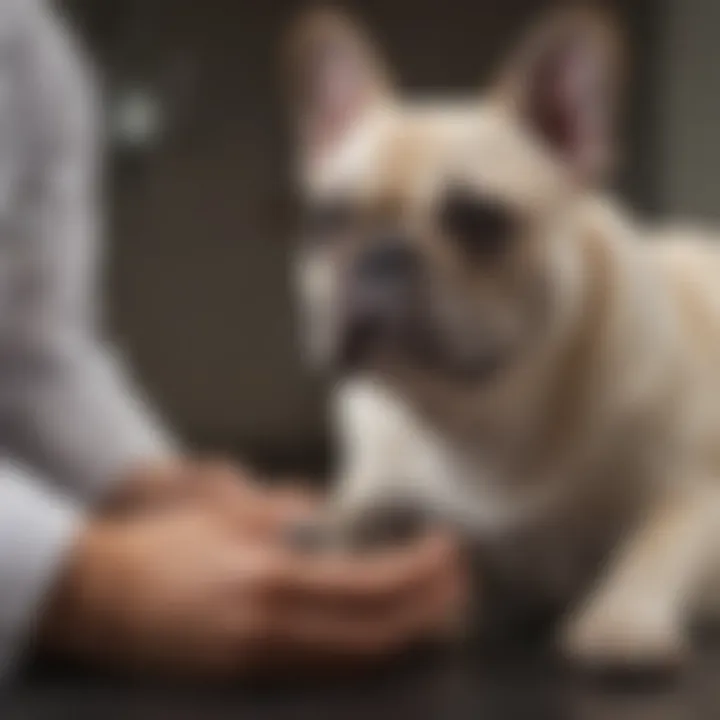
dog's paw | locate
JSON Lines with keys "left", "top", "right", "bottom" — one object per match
{"left": 559, "top": 599, "right": 688, "bottom": 677}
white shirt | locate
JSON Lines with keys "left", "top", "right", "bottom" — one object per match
{"left": 0, "top": 0, "right": 175, "bottom": 676}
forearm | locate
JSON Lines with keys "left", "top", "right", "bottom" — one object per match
{"left": 0, "top": 0, "right": 180, "bottom": 505}
{"left": 4, "top": 339, "right": 180, "bottom": 505}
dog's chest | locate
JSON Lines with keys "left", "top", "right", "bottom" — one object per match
{"left": 337, "top": 378, "right": 637, "bottom": 611}
{"left": 406, "top": 419, "right": 637, "bottom": 616}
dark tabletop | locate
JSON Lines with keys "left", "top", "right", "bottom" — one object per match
{"left": 2, "top": 638, "right": 720, "bottom": 720}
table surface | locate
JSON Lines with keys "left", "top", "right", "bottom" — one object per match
{"left": 2, "top": 640, "right": 720, "bottom": 720}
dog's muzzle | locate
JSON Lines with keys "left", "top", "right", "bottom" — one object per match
{"left": 340, "top": 240, "right": 420, "bottom": 367}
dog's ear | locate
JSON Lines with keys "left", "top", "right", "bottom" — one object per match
{"left": 495, "top": 7, "right": 625, "bottom": 183}
{"left": 284, "top": 9, "right": 392, "bottom": 162}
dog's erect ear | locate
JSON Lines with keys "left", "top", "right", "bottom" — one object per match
{"left": 495, "top": 8, "right": 624, "bottom": 182}
{"left": 284, "top": 9, "right": 391, "bottom": 161}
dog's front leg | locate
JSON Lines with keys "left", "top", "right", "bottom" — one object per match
{"left": 288, "top": 379, "right": 447, "bottom": 551}
{"left": 560, "top": 481, "right": 718, "bottom": 673}
{"left": 327, "top": 378, "right": 453, "bottom": 550}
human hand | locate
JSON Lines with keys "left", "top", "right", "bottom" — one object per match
{"left": 108, "top": 457, "right": 315, "bottom": 529}
{"left": 39, "top": 506, "right": 465, "bottom": 678}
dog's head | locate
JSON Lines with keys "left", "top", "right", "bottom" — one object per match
{"left": 285, "top": 8, "right": 623, "bottom": 382}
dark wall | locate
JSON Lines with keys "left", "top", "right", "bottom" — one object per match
{"left": 61, "top": 0, "right": 659, "bottom": 463}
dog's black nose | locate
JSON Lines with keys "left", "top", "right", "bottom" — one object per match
{"left": 355, "top": 241, "right": 417, "bottom": 285}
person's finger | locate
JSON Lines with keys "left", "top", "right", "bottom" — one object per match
{"left": 270, "top": 485, "right": 322, "bottom": 512}
{"left": 199, "top": 458, "right": 263, "bottom": 493}
{"left": 182, "top": 463, "right": 319, "bottom": 535}
{"left": 273, "top": 532, "right": 461, "bottom": 607}
{"left": 179, "top": 460, "right": 276, "bottom": 532}
{"left": 206, "top": 483, "right": 323, "bottom": 540}
{"left": 255, "top": 487, "right": 324, "bottom": 535}
{"left": 267, "top": 559, "right": 465, "bottom": 658}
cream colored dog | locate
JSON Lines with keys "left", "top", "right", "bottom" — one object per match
{"left": 285, "top": 7, "right": 720, "bottom": 672}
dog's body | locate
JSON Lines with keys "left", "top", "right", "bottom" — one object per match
{"left": 332, "top": 200, "right": 720, "bottom": 658}
{"left": 286, "top": 9, "right": 720, "bottom": 670}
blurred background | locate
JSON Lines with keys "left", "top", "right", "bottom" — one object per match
{"left": 55, "top": 0, "right": 714, "bottom": 473}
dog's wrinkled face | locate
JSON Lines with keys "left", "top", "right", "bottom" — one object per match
{"left": 287, "top": 9, "right": 621, "bottom": 382}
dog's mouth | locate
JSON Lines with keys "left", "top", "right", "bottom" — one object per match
{"left": 337, "top": 310, "right": 512, "bottom": 384}
{"left": 336, "top": 280, "right": 417, "bottom": 369}
{"left": 337, "top": 311, "right": 406, "bottom": 370}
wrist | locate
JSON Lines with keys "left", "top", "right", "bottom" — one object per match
{"left": 37, "top": 517, "right": 120, "bottom": 659}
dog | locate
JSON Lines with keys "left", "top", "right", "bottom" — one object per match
{"left": 283, "top": 6, "right": 720, "bottom": 673}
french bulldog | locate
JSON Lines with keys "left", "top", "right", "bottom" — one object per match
{"left": 284, "top": 7, "right": 720, "bottom": 673}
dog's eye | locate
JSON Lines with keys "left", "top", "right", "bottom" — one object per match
{"left": 304, "top": 199, "right": 356, "bottom": 240}
{"left": 440, "top": 190, "right": 515, "bottom": 257}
